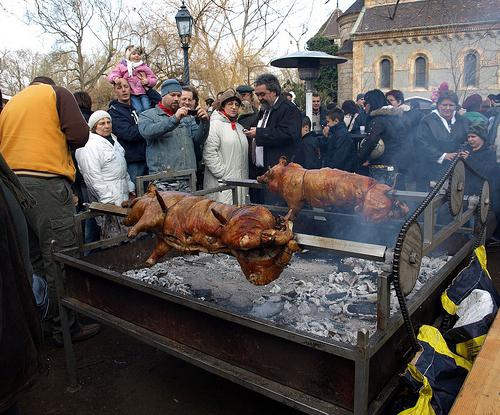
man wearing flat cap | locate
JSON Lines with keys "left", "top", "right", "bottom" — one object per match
{"left": 138, "top": 79, "right": 209, "bottom": 184}
{"left": 236, "top": 84, "right": 259, "bottom": 130}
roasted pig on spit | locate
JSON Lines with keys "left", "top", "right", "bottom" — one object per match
{"left": 123, "top": 185, "right": 299, "bottom": 285}
{"left": 257, "top": 157, "right": 409, "bottom": 222}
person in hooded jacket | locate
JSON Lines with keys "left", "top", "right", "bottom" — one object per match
{"left": 322, "top": 109, "right": 356, "bottom": 172}
{"left": 415, "top": 91, "right": 469, "bottom": 190}
{"left": 300, "top": 116, "right": 322, "bottom": 169}
{"left": 357, "top": 89, "right": 404, "bottom": 185}
{"left": 386, "top": 89, "right": 423, "bottom": 190}
{"left": 203, "top": 89, "right": 248, "bottom": 205}
{"left": 459, "top": 123, "right": 497, "bottom": 197}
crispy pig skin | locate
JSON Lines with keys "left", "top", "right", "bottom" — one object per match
{"left": 123, "top": 186, "right": 299, "bottom": 285}
{"left": 257, "top": 157, "right": 409, "bottom": 223}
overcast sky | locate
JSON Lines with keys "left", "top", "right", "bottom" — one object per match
{"left": 0, "top": 0, "right": 354, "bottom": 54}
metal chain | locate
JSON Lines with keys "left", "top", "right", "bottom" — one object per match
{"left": 391, "top": 155, "right": 487, "bottom": 353}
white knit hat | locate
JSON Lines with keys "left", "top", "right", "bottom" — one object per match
{"left": 88, "top": 110, "right": 111, "bottom": 131}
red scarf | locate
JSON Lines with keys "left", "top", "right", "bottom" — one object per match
{"left": 220, "top": 110, "right": 238, "bottom": 130}
{"left": 158, "top": 102, "right": 175, "bottom": 116}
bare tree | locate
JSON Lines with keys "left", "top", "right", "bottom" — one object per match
{"left": 432, "top": 3, "right": 500, "bottom": 100}
{"left": 143, "top": 0, "right": 300, "bottom": 97}
{"left": 24, "top": 0, "right": 130, "bottom": 91}
{"left": 0, "top": 49, "right": 43, "bottom": 95}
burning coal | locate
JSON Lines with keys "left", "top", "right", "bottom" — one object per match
{"left": 122, "top": 252, "right": 450, "bottom": 345}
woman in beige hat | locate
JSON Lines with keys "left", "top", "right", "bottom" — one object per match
{"left": 202, "top": 89, "right": 249, "bottom": 204}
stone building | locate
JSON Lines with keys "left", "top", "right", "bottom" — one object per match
{"left": 320, "top": 0, "right": 500, "bottom": 104}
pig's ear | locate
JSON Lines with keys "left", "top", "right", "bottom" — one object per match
{"left": 146, "top": 183, "right": 158, "bottom": 195}
{"left": 211, "top": 207, "right": 228, "bottom": 226}
{"left": 122, "top": 198, "right": 138, "bottom": 208}
{"left": 154, "top": 190, "right": 168, "bottom": 213}
{"left": 279, "top": 156, "right": 288, "bottom": 165}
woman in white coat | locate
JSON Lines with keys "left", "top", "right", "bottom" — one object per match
{"left": 76, "top": 110, "right": 135, "bottom": 206}
{"left": 76, "top": 110, "right": 135, "bottom": 237}
{"left": 203, "top": 89, "right": 249, "bottom": 205}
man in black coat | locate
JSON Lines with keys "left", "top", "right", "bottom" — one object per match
{"left": 243, "top": 73, "right": 302, "bottom": 168}
{"left": 108, "top": 79, "right": 162, "bottom": 186}
{"left": 243, "top": 73, "right": 302, "bottom": 204}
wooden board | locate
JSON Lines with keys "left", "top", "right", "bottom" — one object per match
{"left": 450, "top": 312, "right": 500, "bottom": 415}
{"left": 89, "top": 202, "right": 128, "bottom": 217}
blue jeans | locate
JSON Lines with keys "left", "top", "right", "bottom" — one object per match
{"left": 131, "top": 94, "right": 151, "bottom": 113}
{"left": 127, "top": 161, "right": 148, "bottom": 189}
{"left": 85, "top": 217, "right": 100, "bottom": 244}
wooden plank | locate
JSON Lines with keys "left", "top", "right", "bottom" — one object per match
{"left": 294, "top": 233, "right": 386, "bottom": 261}
{"left": 450, "top": 312, "right": 500, "bottom": 415}
{"left": 89, "top": 202, "right": 128, "bottom": 217}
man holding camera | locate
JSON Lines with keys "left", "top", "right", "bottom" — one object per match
{"left": 138, "top": 79, "right": 209, "bottom": 178}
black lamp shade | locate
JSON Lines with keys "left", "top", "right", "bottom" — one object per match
{"left": 175, "top": 3, "right": 193, "bottom": 47}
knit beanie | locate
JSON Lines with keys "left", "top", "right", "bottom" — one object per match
{"left": 160, "top": 79, "right": 182, "bottom": 97}
{"left": 468, "top": 123, "right": 488, "bottom": 141}
{"left": 88, "top": 110, "right": 111, "bottom": 131}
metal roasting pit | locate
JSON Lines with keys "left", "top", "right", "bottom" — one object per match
{"left": 54, "top": 164, "right": 485, "bottom": 415}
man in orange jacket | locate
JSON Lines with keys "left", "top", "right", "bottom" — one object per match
{"left": 0, "top": 76, "right": 100, "bottom": 345}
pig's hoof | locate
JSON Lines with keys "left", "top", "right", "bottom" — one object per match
{"left": 145, "top": 257, "right": 156, "bottom": 267}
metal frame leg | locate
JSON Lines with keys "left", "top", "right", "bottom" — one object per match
{"left": 52, "top": 243, "right": 80, "bottom": 392}
{"left": 58, "top": 298, "right": 80, "bottom": 392}
{"left": 354, "top": 330, "right": 370, "bottom": 415}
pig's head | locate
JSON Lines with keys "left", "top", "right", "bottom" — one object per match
{"left": 122, "top": 185, "right": 165, "bottom": 237}
{"left": 356, "top": 184, "right": 409, "bottom": 223}
{"left": 257, "top": 156, "right": 292, "bottom": 193}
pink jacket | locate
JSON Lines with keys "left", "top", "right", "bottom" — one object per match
{"left": 107, "top": 61, "right": 157, "bottom": 96}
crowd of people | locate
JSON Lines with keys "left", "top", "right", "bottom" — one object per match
{"left": 2, "top": 42, "right": 500, "bottom": 413}
{"left": 1, "top": 46, "right": 500, "bottom": 348}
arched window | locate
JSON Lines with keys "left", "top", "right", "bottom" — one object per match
{"left": 380, "top": 58, "right": 392, "bottom": 89}
{"left": 464, "top": 52, "right": 478, "bottom": 87}
{"left": 415, "top": 56, "right": 427, "bottom": 88}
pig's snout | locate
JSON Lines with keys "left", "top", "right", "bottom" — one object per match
{"left": 256, "top": 174, "right": 267, "bottom": 184}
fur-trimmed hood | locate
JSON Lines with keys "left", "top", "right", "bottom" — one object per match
{"left": 369, "top": 105, "right": 403, "bottom": 117}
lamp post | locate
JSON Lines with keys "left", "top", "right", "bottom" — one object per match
{"left": 270, "top": 51, "right": 347, "bottom": 120}
{"left": 175, "top": 1, "right": 193, "bottom": 85}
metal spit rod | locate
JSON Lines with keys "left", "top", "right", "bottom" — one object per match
{"left": 88, "top": 203, "right": 387, "bottom": 261}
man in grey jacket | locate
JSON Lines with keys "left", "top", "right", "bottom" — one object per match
{"left": 138, "top": 79, "right": 209, "bottom": 181}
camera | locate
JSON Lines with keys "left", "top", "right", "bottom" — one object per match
{"left": 187, "top": 109, "right": 198, "bottom": 116}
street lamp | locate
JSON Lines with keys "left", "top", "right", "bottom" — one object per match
{"left": 270, "top": 51, "right": 347, "bottom": 119}
{"left": 175, "top": 1, "right": 193, "bottom": 85}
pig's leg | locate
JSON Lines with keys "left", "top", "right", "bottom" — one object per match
{"left": 127, "top": 207, "right": 163, "bottom": 238}
{"left": 145, "top": 238, "right": 171, "bottom": 266}
{"left": 128, "top": 216, "right": 151, "bottom": 238}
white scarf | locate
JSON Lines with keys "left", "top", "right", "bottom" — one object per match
{"left": 432, "top": 109, "right": 456, "bottom": 133}
{"left": 126, "top": 60, "right": 143, "bottom": 77}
